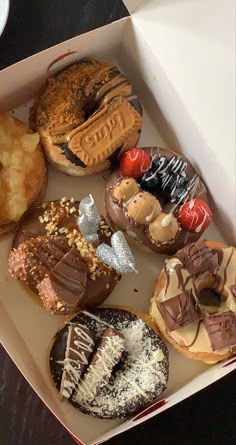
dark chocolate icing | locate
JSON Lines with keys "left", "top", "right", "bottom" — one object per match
{"left": 105, "top": 147, "right": 208, "bottom": 255}
{"left": 57, "top": 143, "right": 87, "bottom": 167}
{"left": 49, "top": 308, "right": 169, "bottom": 419}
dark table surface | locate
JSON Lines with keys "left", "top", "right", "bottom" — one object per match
{"left": 0, "top": 1, "right": 235, "bottom": 444}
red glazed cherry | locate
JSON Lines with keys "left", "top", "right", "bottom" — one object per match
{"left": 178, "top": 199, "right": 213, "bottom": 233}
{"left": 120, "top": 148, "right": 151, "bottom": 179}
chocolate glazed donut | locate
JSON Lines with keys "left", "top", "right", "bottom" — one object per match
{"left": 30, "top": 59, "right": 143, "bottom": 176}
{"left": 105, "top": 147, "right": 209, "bottom": 255}
{"left": 9, "top": 200, "right": 120, "bottom": 315}
{"left": 49, "top": 306, "right": 169, "bottom": 419}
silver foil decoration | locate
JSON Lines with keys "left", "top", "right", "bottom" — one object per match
{"left": 96, "top": 231, "right": 137, "bottom": 274}
{"left": 77, "top": 195, "right": 100, "bottom": 243}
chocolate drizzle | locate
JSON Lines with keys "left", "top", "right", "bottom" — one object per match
{"left": 158, "top": 290, "right": 204, "bottom": 331}
{"left": 185, "top": 320, "right": 203, "bottom": 348}
{"left": 155, "top": 243, "right": 236, "bottom": 356}
{"left": 204, "top": 311, "right": 236, "bottom": 351}
{"left": 230, "top": 284, "right": 236, "bottom": 302}
{"left": 177, "top": 240, "right": 218, "bottom": 276}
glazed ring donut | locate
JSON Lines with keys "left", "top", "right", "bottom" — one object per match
{"left": 49, "top": 306, "right": 169, "bottom": 419}
{"left": 105, "top": 147, "right": 211, "bottom": 255}
{"left": 30, "top": 59, "right": 143, "bottom": 176}
{"left": 0, "top": 114, "right": 47, "bottom": 236}
{"left": 150, "top": 239, "right": 236, "bottom": 362}
{"left": 8, "top": 199, "right": 120, "bottom": 315}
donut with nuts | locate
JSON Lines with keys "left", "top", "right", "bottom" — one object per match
{"left": 8, "top": 197, "right": 125, "bottom": 315}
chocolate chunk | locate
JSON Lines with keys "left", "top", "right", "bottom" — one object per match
{"left": 74, "top": 326, "right": 125, "bottom": 404}
{"left": 8, "top": 235, "right": 70, "bottom": 291}
{"left": 60, "top": 323, "right": 94, "bottom": 399}
{"left": 158, "top": 290, "right": 204, "bottom": 331}
{"left": 176, "top": 240, "right": 218, "bottom": 276}
{"left": 37, "top": 248, "right": 88, "bottom": 314}
{"left": 230, "top": 284, "right": 236, "bottom": 302}
{"left": 204, "top": 311, "right": 236, "bottom": 350}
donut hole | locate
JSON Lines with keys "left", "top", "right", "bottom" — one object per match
{"left": 82, "top": 95, "right": 100, "bottom": 119}
{"left": 199, "top": 288, "right": 221, "bottom": 311}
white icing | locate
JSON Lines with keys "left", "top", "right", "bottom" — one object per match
{"left": 145, "top": 206, "right": 157, "bottom": 222}
{"left": 161, "top": 214, "right": 172, "bottom": 227}
{"left": 59, "top": 324, "right": 94, "bottom": 399}
{"left": 75, "top": 333, "right": 125, "bottom": 404}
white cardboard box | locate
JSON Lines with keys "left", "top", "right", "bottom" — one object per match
{"left": 0, "top": 1, "right": 235, "bottom": 444}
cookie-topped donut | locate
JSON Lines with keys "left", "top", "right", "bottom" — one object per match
{"left": 150, "top": 239, "right": 236, "bottom": 362}
{"left": 30, "top": 59, "right": 143, "bottom": 176}
{"left": 105, "top": 147, "right": 212, "bottom": 255}
{"left": 8, "top": 198, "right": 121, "bottom": 315}
{"left": 49, "top": 306, "right": 169, "bottom": 419}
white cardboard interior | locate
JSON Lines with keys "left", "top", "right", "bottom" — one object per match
{"left": 123, "top": 0, "right": 152, "bottom": 14}
{"left": 130, "top": 0, "right": 236, "bottom": 244}
{"left": 0, "top": 5, "right": 235, "bottom": 445}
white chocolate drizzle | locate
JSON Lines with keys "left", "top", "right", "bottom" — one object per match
{"left": 161, "top": 214, "right": 172, "bottom": 227}
{"left": 60, "top": 323, "right": 94, "bottom": 399}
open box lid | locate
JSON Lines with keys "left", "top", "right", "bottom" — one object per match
{"left": 124, "top": 0, "right": 236, "bottom": 228}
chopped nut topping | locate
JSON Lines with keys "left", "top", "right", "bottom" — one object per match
{"left": 38, "top": 199, "right": 112, "bottom": 279}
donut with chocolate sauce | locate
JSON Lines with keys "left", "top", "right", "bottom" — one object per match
{"left": 105, "top": 147, "right": 210, "bottom": 255}
{"left": 150, "top": 239, "right": 236, "bottom": 362}
{"left": 30, "top": 59, "right": 143, "bottom": 176}
{"left": 8, "top": 199, "right": 120, "bottom": 315}
{"left": 49, "top": 305, "right": 169, "bottom": 419}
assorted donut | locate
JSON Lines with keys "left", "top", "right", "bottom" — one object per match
{"left": 150, "top": 240, "right": 236, "bottom": 362}
{"left": 8, "top": 198, "right": 121, "bottom": 315}
{"left": 105, "top": 147, "right": 212, "bottom": 255}
{"left": 1, "top": 56, "right": 235, "bottom": 420}
{"left": 30, "top": 59, "right": 143, "bottom": 176}
{"left": 49, "top": 306, "right": 169, "bottom": 419}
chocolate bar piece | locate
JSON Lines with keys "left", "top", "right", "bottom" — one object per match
{"left": 176, "top": 240, "right": 218, "bottom": 276}
{"left": 60, "top": 323, "right": 94, "bottom": 399}
{"left": 230, "top": 284, "right": 236, "bottom": 302}
{"left": 158, "top": 290, "right": 204, "bottom": 331}
{"left": 8, "top": 235, "right": 69, "bottom": 291}
{"left": 74, "top": 327, "right": 125, "bottom": 404}
{"left": 37, "top": 247, "right": 88, "bottom": 313}
{"left": 204, "top": 311, "right": 236, "bottom": 351}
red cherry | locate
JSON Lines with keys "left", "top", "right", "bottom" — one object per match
{"left": 120, "top": 148, "right": 151, "bottom": 179}
{"left": 178, "top": 199, "right": 212, "bottom": 233}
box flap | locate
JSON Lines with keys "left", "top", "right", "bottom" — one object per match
{"left": 132, "top": 0, "right": 236, "bottom": 189}
{"left": 122, "top": 0, "right": 152, "bottom": 14}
